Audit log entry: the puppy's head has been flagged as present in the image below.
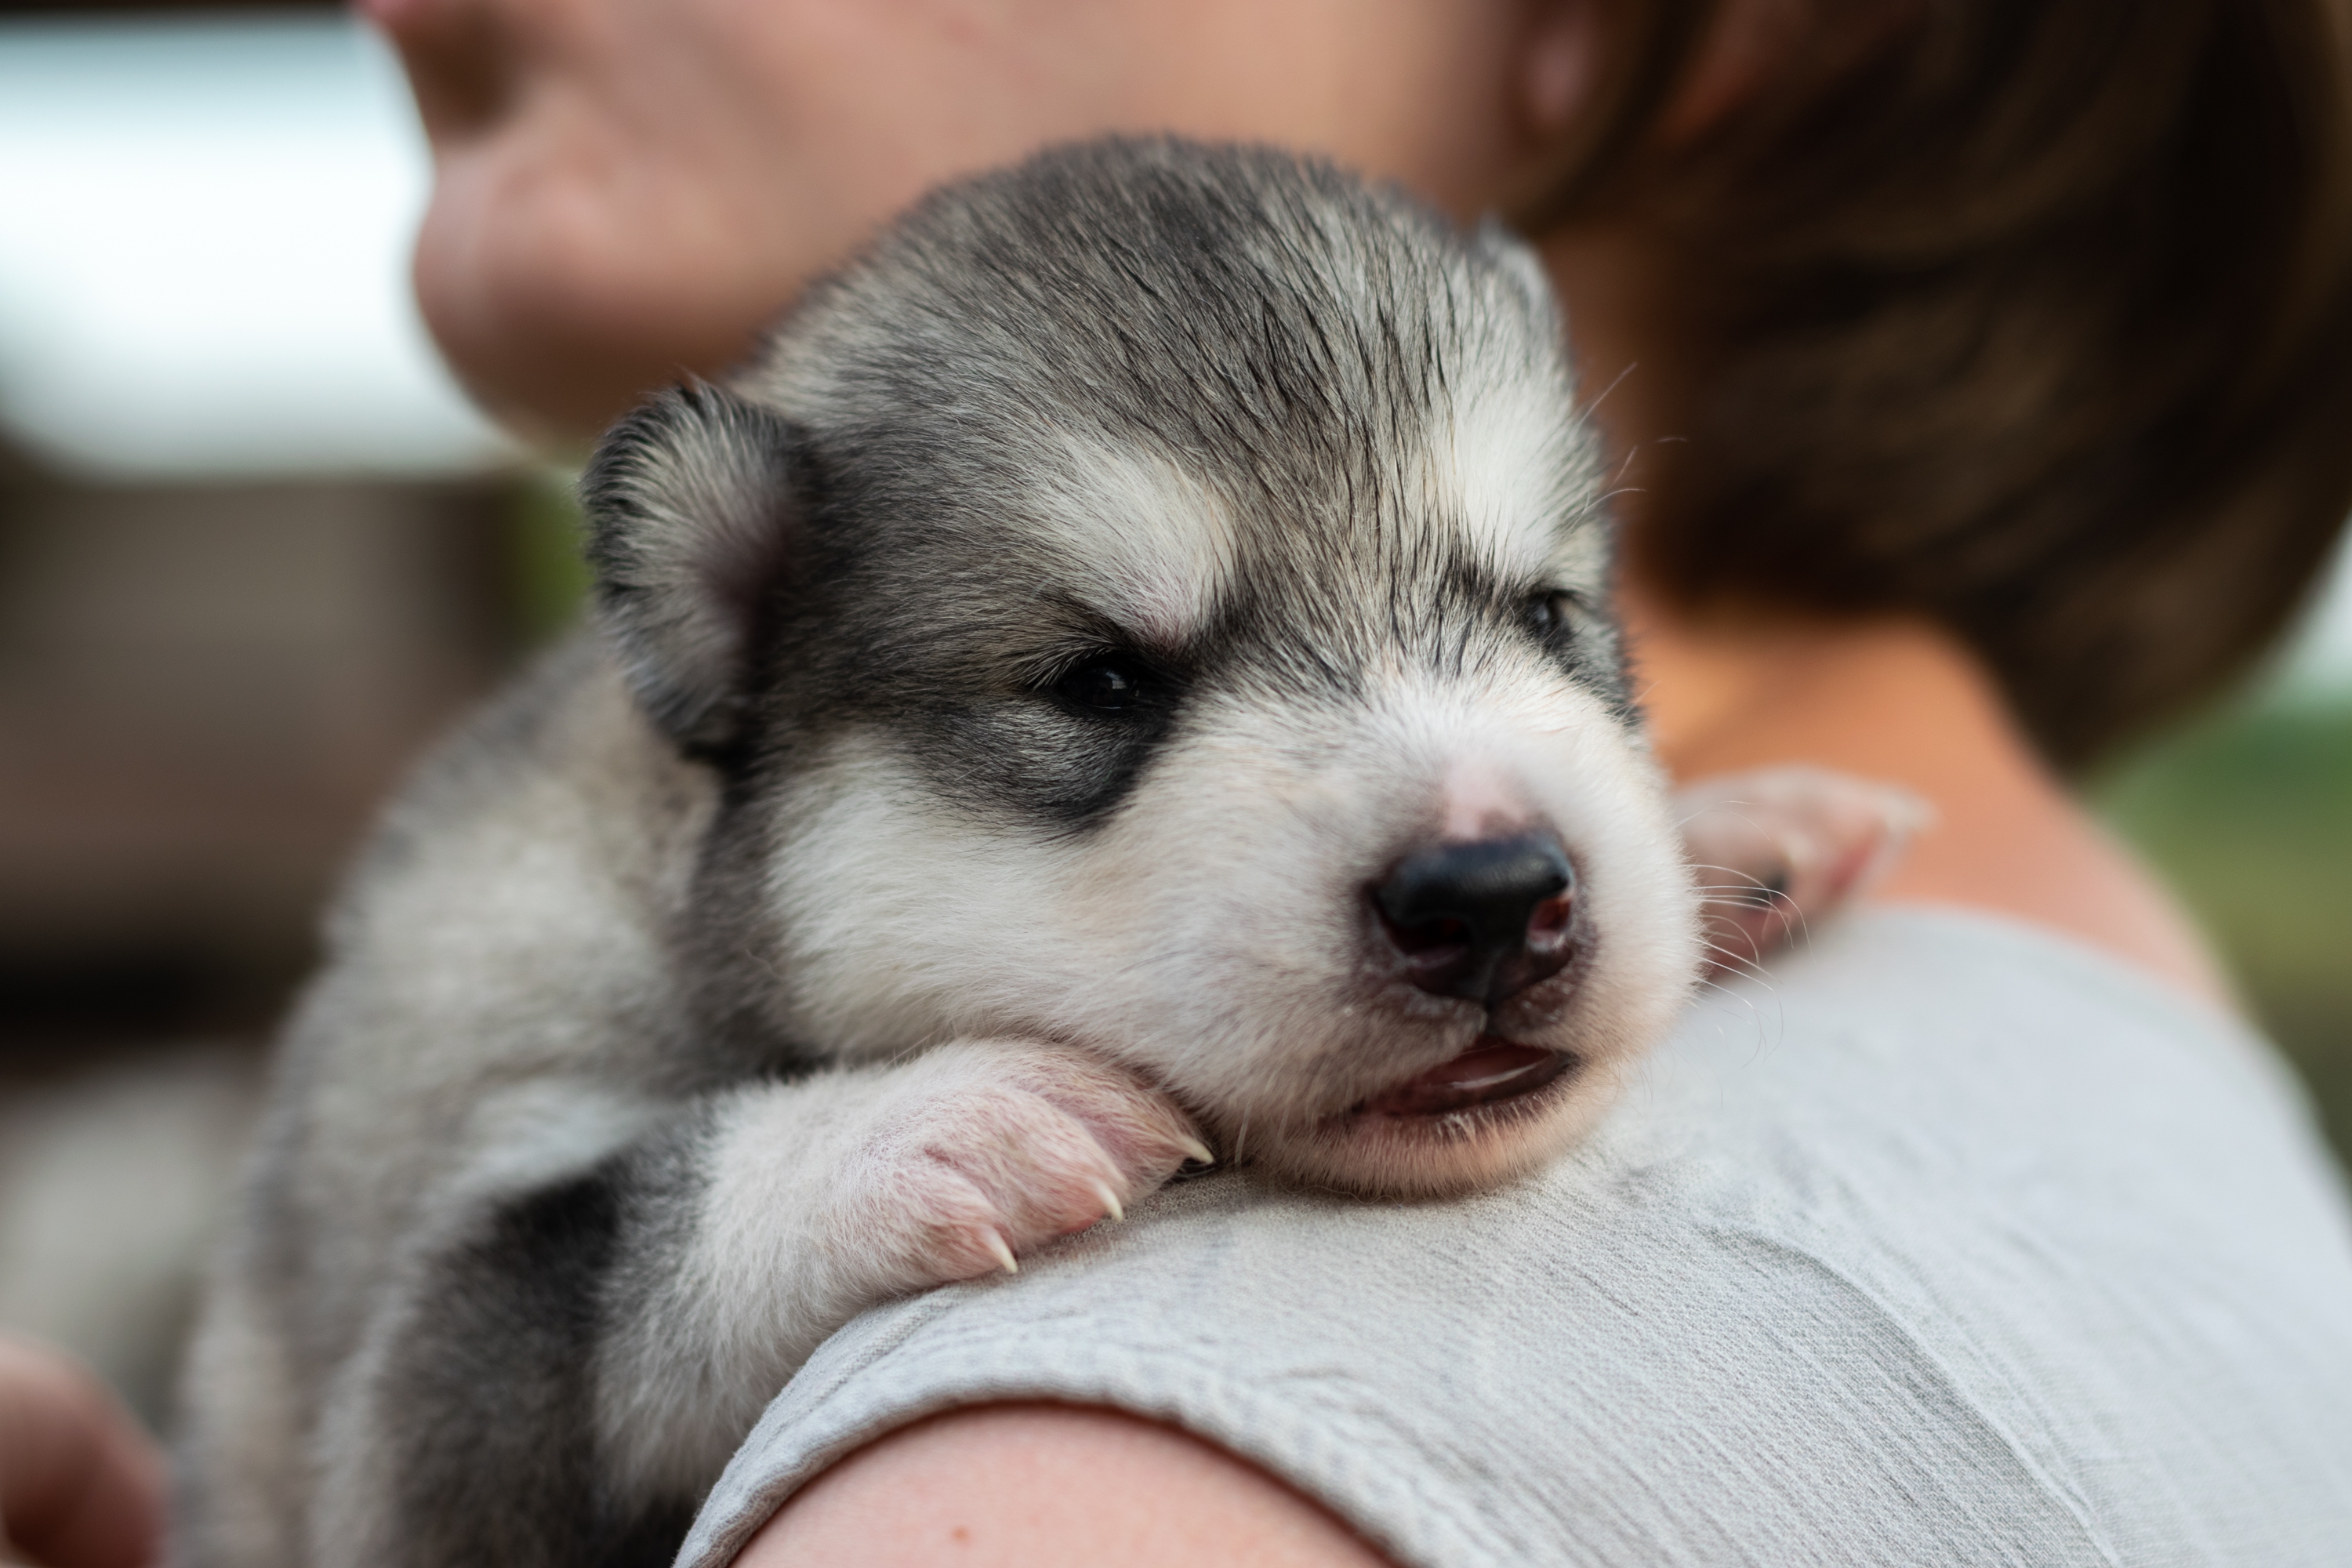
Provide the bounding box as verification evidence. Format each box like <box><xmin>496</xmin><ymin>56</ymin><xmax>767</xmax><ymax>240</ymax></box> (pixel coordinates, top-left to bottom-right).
<box><xmin>583</xmin><ymin>139</ymin><xmax>1699</xmax><ymax>1196</ymax></box>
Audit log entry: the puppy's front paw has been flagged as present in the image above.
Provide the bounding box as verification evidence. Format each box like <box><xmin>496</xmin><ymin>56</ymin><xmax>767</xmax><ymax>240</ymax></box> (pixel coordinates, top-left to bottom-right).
<box><xmin>818</xmin><ymin>1040</ymin><xmax>1208</xmax><ymax>1301</ymax></box>
<box><xmin>1674</xmin><ymin>766</ymin><xmax>1932</xmax><ymax>973</ymax></box>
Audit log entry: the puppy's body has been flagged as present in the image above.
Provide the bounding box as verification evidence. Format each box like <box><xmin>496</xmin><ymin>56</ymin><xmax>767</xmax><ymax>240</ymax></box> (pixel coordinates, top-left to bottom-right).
<box><xmin>181</xmin><ymin>140</ymin><xmax>1706</xmax><ymax>1566</ymax></box>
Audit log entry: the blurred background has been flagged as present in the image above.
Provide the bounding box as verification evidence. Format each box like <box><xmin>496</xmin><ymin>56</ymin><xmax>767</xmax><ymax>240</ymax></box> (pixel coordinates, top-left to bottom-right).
<box><xmin>2</xmin><ymin>3</ymin><xmax>2348</xmax><ymax>1436</ymax></box>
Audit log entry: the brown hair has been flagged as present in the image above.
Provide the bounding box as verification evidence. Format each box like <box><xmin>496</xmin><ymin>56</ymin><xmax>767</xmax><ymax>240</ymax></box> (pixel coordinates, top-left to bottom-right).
<box><xmin>1519</xmin><ymin>0</ymin><xmax>2352</xmax><ymax>770</ymax></box>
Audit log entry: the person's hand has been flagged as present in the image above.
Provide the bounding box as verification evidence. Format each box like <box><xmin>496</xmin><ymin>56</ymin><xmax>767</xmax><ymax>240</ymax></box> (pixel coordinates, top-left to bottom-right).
<box><xmin>1674</xmin><ymin>766</ymin><xmax>1931</xmax><ymax>975</ymax></box>
<box><xmin>0</xmin><ymin>1338</ymin><xmax>163</xmax><ymax>1568</ymax></box>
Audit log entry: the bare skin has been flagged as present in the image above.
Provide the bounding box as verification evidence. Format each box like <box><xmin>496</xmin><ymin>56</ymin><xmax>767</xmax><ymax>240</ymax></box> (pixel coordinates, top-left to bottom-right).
<box><xmin>372</xmin><ymin>0</ymin><xmax>1548</xmax><ymax>440</ymax></box>
<box><xmin>1628</xmin><ymin>597</ymin><xmax>2232</xmax><ymax>1009</ymax></box>
<box><xmin>356</xmin><ymin>1</ymin><xmax>2239</xmax><ymax>1563</ymax></box>
<box><xmin>741</xmin><ymin>1406</ymin><xmax>1390</xmax><ymax>1568</ymax></box>
<box><xmin>1544</xmin><ymin>227</ymin><xmax>2233</xmax><ymax>1011</ymax></box>
<box><xmin>0</xmin><ymin>1337</ymin><xmax>164</xmax><ymax>1568</ymax></box>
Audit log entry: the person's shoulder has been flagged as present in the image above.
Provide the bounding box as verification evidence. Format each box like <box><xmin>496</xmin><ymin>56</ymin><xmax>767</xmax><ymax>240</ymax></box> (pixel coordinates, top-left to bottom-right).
<box><xmin>1693</xmin><ymin>903</ymin><xmax>2330</xmax><ymax>1211</ymax></box>
<box><xmin>1652</xmin><ymin>903</ymin><xmax>2350</xmax><ymax>1347</ymax></box>
<box><xmin>682</xmin><ymin>907</ymin><xmax>2352</xmax><ymax>1568</ymax></box>
<box><xmin>1637</xmin><ymin>904</ymin><xmax>2352</xmax><ymax>1563</ymax></box>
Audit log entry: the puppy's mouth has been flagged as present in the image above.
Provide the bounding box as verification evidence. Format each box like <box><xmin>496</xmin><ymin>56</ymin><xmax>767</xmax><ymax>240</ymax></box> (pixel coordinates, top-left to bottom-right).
<box><xmin>1352</xmin><ymin>1038</ymin><xmax>1573</xmax><ymax>1118</ymax></box>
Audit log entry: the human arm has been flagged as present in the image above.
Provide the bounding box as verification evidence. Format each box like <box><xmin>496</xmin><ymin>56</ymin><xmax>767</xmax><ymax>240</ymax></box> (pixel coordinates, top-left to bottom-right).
<box><xmin>734</xmin><ymin>1406</ymin><xmax>1391</xmax><ymax>1568</ymax></box>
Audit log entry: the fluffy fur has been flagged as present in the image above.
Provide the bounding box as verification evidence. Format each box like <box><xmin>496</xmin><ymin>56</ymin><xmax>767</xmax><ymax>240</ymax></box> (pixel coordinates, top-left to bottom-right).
<box><xmin>180</xmin><ymin>139</ymin><xmax>1708</xmax><ymax>1566</ymax></box>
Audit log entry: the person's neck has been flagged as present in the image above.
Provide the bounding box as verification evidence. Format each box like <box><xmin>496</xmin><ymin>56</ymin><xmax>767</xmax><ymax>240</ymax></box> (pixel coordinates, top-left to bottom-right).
<box><xmin>1542</xmin><ymin>223</ymin><xmax>2231</xmax><ymax>1011</ymax></box>
<box><xmin>1624</xmin><ymin>582</ymin><xmax>2235</xmax><ymax>1011</ymax></box>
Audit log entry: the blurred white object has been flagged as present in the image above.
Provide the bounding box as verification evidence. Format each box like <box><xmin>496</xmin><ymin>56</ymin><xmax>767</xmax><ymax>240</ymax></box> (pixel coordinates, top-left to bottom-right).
<box><xmin>2278</xmin><ymin>532</ymin><xmax>2352</xmax><ymax>698</ymax></box>
<box><xmin>0</xmin><ymin>16</ymin><xmax>516</xmax><ymax>479</ymax></box>
<box><xmin>0</xmin><ymin>1047</ymin><xmax>263</xmax><ymax>1426</ymax></box>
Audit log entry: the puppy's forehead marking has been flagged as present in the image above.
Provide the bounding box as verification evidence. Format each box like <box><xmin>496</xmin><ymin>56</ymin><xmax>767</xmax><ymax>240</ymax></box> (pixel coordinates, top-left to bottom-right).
<box><xmin>1425</xmin><ymin>370</ymin><xmax>1606</xmax><ymax>587</ymax></box>
<box><xmin>1022</xmin><ymin>433</ymin><xmax>1238</xmax><ymax>647</ymax></box>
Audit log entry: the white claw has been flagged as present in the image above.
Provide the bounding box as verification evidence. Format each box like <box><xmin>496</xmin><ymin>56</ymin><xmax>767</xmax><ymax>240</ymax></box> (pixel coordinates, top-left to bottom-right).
<box><xmin>982</xmin><ymin>1229</ymin><xmax>1018</xmax><ymax>1275</ymax></box>
<box><xmin>1178</xmin><ymin>1135</ymin><xmax>1216</xmax><ymax>1167</ymax></box>
<box><xmin>1091</xmin><ymin>1180</ymin><xmax>1125</xmax><ymax>1224</ymax></box>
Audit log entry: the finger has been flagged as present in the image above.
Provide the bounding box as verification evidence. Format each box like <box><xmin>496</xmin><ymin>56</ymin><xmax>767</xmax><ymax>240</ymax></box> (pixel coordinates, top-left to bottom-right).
<box><xmin>0</xmin><ymin>1338</ymin><xmax>165</xmax><ymax>1568</ymax></box>
<box><xmin>1676</xmin><ymin>767</ymin><xmax>1933</xmax><ymax>973</ymax></box>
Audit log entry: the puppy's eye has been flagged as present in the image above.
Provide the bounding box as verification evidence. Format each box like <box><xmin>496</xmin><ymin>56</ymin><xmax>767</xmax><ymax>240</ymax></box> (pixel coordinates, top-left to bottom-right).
<box><xmin>1522</xmin><ymin>590</ymin><xmax>1579</xmax><ymax>641</ymax></box>
<box><xmin>1055</xmin><ymin>658</ymin><xmax>1146</xmax><ymax>715</ymax></box>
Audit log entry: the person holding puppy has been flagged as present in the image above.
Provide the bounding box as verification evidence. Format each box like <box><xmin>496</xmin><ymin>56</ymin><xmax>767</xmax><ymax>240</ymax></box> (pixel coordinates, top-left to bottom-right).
<box><xmin>169</xmin><ymin>0</ymin><xmax>2348</xmax><ymax>1563</ymax></box>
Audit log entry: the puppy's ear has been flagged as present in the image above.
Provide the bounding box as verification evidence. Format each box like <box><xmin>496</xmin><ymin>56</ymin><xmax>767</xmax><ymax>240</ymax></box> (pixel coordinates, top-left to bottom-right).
<box><xmin>581</xmin><ymin>382</ymin><xmax>801</xmax><ymax>755</ymax></box>
<box><xmin>1472</xmin><ymin>217</ymin><xmax>1563</xmax><ymax>333</ymax></box>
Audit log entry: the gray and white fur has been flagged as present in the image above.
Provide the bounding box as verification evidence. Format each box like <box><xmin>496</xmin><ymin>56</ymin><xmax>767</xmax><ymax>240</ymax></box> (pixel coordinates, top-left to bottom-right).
<box><xmin>179</xmin><ymin>139</ymin><xmax>1713</xmax><ymax>1566</ymax></box>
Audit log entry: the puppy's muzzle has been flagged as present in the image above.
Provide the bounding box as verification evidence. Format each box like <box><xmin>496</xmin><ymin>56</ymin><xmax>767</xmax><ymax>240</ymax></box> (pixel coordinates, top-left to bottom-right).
<box><xmin>1374</xmin><ymin>833</ymin><xmax>1577</xmax><ymax>1005</ymax></box>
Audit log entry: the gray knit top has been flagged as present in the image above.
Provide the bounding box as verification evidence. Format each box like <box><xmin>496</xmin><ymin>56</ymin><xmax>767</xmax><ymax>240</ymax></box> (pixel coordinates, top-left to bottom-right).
<box><xmin>680</xmin><ymin>909</ymin><xmax>2352</xmax><ymax>1566</ymax></box>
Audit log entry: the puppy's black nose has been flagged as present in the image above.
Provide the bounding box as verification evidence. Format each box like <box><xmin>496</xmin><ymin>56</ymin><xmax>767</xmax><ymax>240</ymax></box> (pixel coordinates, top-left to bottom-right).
<box><xmin>1374</xmin><ymin>833</ymin><xmax>1577</xmax><ymax>1004</ymax></box>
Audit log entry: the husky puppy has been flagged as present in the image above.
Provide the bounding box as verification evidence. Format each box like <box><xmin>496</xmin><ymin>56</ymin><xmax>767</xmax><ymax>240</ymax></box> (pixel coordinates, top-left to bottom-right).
<box><xmin>180</xmin><ymin>138</ymin><xmax>1897</xmax><ymax>1566</ymax></box>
